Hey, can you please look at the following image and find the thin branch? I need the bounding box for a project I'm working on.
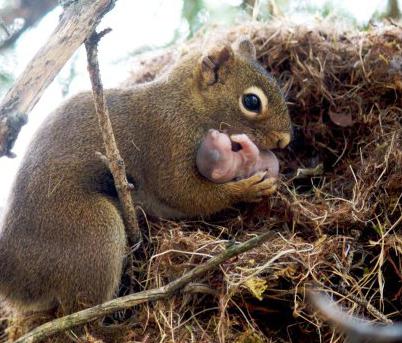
[15,231,275,343]
[0,0,116,158]
[84,29,141,244]
[309,291,402,343]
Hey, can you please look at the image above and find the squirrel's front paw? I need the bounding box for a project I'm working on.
[226,172,277,203]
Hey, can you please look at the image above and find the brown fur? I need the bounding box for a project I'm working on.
[0,39,291,325]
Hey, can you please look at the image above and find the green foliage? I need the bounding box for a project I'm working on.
[288,0,358,26]
[0,69,13,98]
[372,0,400,22]
[180,0,380,41]
[182,0,206,36]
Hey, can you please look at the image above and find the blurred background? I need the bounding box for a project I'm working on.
[0,0,400,208]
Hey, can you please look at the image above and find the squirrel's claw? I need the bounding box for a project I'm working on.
[225,172,277,203]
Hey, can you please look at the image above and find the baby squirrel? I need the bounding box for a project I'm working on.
[0,38,291,316]
[197,129,279,183]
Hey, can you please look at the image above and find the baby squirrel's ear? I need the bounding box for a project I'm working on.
[200,45,234,85]
[233,37,256,60]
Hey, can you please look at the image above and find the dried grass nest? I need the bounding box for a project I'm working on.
[3,21,402,343]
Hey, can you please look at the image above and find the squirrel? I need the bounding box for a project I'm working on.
[196,129,279,183]
[0,38,291,318]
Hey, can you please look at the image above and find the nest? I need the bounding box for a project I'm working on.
[3,21,402,343]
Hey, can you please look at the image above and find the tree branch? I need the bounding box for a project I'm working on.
[0,0,115,158]
[84,30,141,244]
[309,291,402,343]
[15,231,274,343]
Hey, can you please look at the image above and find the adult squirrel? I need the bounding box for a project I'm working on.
[0,38,291,316]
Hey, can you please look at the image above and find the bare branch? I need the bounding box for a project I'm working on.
[84,30,141,245]
[309,291,402,343]
[0,0,116,158]
[15,231,275,343]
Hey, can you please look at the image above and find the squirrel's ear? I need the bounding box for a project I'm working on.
[233,37,256,60]
[200,45,234,85]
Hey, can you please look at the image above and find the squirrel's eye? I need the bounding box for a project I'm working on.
[242,94,261,112]
[239,86,267,119]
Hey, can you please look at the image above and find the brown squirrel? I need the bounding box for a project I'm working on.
[0,38,291,318]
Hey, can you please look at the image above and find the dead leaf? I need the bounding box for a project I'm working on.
[329,110,354,127]
[244,278,267,301]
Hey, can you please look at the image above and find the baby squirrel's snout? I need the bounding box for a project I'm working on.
[209,128,243,152]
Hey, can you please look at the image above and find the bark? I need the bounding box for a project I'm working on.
[0,0,116,158]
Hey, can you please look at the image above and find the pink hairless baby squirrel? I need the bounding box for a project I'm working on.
[196,129,279,183]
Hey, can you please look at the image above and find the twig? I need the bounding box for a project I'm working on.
[309,291,402,343]
[14,231,275,343]
[337,285,392,324]
[84,29,141,244]
[0,0,115,157]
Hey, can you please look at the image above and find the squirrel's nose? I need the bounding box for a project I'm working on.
[276,132,291,149]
